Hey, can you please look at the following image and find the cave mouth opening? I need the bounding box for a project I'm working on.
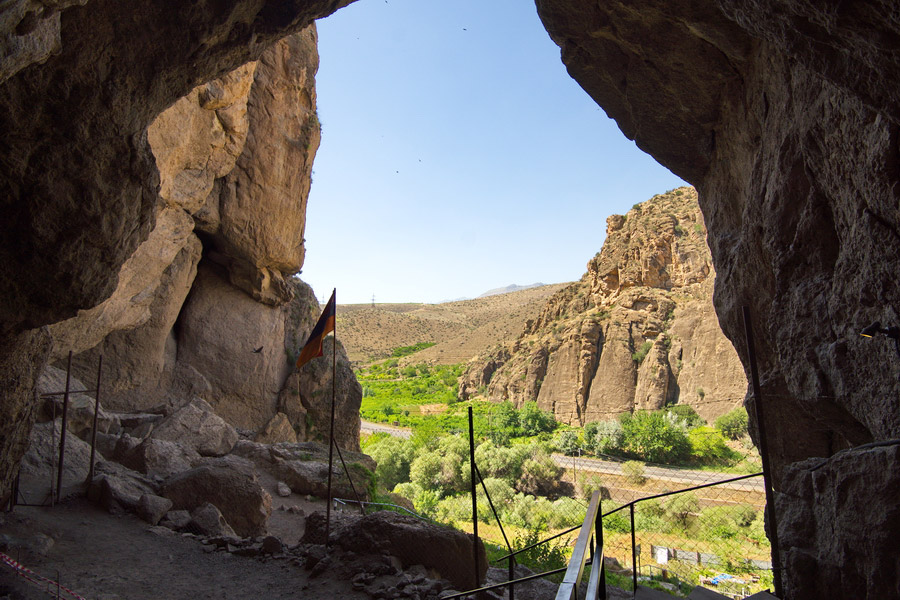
[303,0,686,306]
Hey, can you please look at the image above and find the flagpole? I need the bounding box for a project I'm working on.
[325,289,337,548]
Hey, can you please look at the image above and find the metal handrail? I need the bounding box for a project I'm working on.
[553,471,766,599]
[556,490,603,600]
[601,471,763,517]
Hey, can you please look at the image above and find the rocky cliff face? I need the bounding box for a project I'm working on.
[2,1,900,597]
[460,188,746,425]
[30,26,359,449]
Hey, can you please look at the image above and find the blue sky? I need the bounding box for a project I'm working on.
[302,0,686,305]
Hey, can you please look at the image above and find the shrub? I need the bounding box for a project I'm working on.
[632,340,654,364]
[516,447,562,496]
[584,420,624,455]
[621,460,646,485]
[577,474,607,502]
[367,435,415,490]
[666,404,705,428]
[601,505,632,534]
[621,411,691,464]
[715,406,750,440]
[664,492,699,529]
[553,429,581,455]
[688,426,736,465]
[519,401,556,436]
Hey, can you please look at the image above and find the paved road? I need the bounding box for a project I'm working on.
[552,453,764,492]
[359,420,763,492]
[360,419,413,439]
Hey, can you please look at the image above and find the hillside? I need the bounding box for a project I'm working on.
[336,283,569,365]
[460,187,747,425]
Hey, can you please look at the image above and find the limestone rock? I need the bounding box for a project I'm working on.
[47,208,199,360]
[136,493,174,526]
[148,62,257,215]
[176,264,290,431]
[303,510,488,591]
[160,510,192,532]
[231,440,374,501]
[276,481,291,497]
[70,233,203,413]
[119,437,200,478]
[36,365,120,440]
[190,502,237,538]
[212,31,320,305]
[0,327,50,505]
[463,189,744,426]
[19,420,94,492]
[777,444,900,600]
[150,398,238,457]
[161,456,271,538]
[255,412,298,445]
[88,461,158,514]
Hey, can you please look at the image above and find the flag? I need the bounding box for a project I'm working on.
[296,290,336,369]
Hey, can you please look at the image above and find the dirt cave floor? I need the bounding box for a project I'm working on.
[0,497,369,600]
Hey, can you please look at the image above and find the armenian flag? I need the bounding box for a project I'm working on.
[296,289,336,368]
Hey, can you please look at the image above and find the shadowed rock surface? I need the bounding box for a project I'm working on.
[2,0,900,597]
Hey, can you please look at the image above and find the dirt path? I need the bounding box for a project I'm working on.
[0,498,368,600]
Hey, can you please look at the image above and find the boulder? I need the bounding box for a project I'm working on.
[19,420,94,493]
[160,509,192,532]
[161,456,271,538]
[136,494,173,526]
[119,437,200,478]
[255,412,298,445]
[150,398,238,457]
[175,264,290,431]
[231,440,374,501]
[87,461,158,514]
[190,502,237,538]
[303,510,488,591]
[35,366,121,440]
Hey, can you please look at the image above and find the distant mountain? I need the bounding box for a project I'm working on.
[478,283,546,298]
[460,187,747,426]
[335,284,569,365]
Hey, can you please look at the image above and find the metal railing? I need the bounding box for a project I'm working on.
[553,471,767,600]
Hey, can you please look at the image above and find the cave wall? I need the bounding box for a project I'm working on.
[536,1,900,597]
[1,0,899,596]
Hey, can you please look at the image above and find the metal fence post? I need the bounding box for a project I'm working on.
[56,351,73,503]
[597,499,606,600]
[468,406,480,590]
[630,503,637,595]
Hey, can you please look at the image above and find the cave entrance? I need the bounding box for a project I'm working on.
[304,0,686,305]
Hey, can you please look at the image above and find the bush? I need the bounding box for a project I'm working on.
[620,411,691,464]
[688,426,736,465]
[577,474,607,502]
[632,340,653,364]
[553,429,581,455]
[519,401,557,436]
[621,460,646,484]
[715,406,750,440]
[584,420,624,455]
[666,404,705,429]
[601,505,632,534]
[516,447,562,496]
[367,435,415,490]
[664,493,699,529]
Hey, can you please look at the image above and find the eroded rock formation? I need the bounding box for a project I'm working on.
[460,188,746,425]
[536,1,900,596]
[2,0,900,597]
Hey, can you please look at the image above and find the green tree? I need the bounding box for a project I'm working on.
[584,419,624,455]
[715,406,750,440]
[516,447,562,496]
[621,411,691,463]
[553,429,581,455]
[666,404,705,428]
[688,426,735,465]
[519,401,556,436]
[664,492,699,529]
[367,435,415,490]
